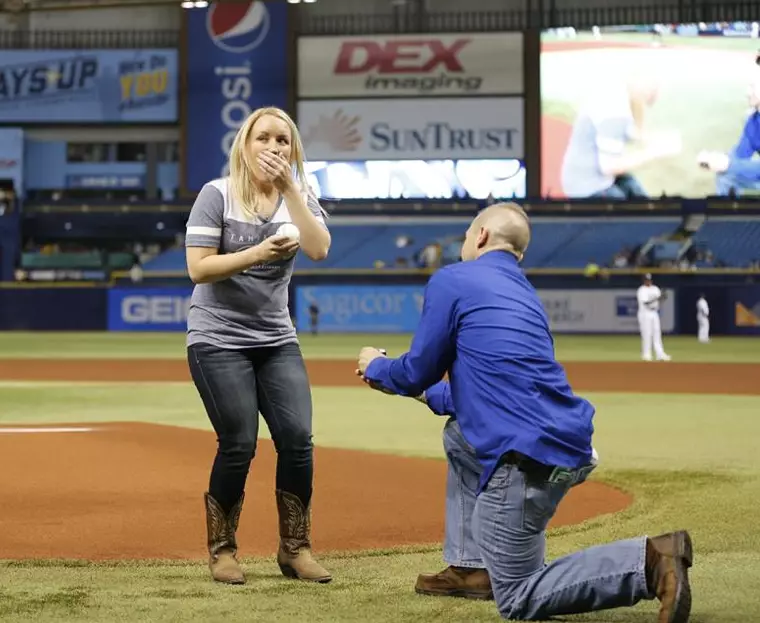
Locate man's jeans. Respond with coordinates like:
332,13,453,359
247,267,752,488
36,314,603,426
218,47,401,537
442,418,654,620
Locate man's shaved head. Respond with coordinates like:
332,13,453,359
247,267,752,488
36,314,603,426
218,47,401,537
461,202,531,262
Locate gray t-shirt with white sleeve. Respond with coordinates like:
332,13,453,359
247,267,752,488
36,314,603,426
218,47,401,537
560,85,637,198
184,176,327,349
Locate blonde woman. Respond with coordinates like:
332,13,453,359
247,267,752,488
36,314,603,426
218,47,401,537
185,107,331,585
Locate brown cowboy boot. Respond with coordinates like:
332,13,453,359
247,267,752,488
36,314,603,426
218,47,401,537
204,492,245,585
650,530,693,568
645,538,692,623
275,489,332,583
415,566,493,600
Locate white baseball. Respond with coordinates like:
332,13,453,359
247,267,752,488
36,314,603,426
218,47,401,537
276,223,300,242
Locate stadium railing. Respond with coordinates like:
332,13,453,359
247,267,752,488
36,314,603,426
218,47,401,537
0,1,757,48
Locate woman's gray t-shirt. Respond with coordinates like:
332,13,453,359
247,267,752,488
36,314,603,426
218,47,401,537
184,176,326,349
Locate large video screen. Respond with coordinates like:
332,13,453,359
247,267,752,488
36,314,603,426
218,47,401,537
305,159,525,201
541,22,760,199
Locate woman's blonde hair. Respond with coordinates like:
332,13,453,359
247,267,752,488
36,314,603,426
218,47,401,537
228,106,310,219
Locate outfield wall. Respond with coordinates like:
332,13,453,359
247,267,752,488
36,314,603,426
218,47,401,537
2,278,759,336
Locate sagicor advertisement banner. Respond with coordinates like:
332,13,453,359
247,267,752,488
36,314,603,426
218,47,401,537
296,285,425,333
297,33,523,98
298,98,524,161
296,286,675,334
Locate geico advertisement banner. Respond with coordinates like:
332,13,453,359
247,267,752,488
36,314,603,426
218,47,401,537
108,288,192,331
184,1,288,192
298,33,523,98
298,98,524,161
0,49,177,123
296,286,675,335
296,285,425,333
539,289,675,334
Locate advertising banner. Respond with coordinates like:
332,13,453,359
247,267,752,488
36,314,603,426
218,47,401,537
107,287,193,331
184,1,289,192
66,174,145,189
296,286,675,334
729,285,760,335
297,98,524,161
0,128,23,197
0,50,178,123
298,33,523,98
539,289,675,334
295,285,425,333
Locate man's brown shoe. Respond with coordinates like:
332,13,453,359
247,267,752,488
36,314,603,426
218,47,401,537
204,492,245,585
650,531,693,568
645,539,692,623
415,566,493,600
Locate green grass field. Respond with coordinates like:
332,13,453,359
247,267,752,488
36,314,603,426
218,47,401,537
540,32,760,198
1,333,759,622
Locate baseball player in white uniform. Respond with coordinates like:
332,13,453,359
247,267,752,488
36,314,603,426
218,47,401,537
636,273,671,361
696,294,710,343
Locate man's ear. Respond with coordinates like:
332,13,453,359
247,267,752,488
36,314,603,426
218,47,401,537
476,227,489,249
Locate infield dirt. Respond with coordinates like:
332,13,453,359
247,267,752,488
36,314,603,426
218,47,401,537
4,355,746,561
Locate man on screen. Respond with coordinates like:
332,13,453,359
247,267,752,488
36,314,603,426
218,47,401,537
697,57,760,197
560,71,682,199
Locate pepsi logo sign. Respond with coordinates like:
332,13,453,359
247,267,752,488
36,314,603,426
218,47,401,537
206,1,270,54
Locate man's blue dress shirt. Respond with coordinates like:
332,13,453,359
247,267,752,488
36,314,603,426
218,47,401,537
364,250,595,493
725,111,760,184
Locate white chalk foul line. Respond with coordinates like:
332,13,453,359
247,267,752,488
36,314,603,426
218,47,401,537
0,427,96,434
0,381,190,388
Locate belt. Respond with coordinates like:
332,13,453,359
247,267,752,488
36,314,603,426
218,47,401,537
499,451,596,485
498,451,555,480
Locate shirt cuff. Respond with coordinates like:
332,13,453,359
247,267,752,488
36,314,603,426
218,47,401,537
364,356,391,384
424,383,450,416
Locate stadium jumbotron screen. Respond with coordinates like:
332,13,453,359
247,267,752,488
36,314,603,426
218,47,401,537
540,22,760,200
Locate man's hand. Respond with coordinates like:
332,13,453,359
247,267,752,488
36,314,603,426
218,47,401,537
355,347,396,395
357,347,386,376
697,150,730,173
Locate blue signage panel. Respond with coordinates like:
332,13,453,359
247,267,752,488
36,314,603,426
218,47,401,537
0,128,23,196
184,1,289,192
66,174,145,189
295,285,425,333
107,287,193,332
0,49,178,122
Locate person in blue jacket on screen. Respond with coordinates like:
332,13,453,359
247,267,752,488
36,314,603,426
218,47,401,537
698,55,760,197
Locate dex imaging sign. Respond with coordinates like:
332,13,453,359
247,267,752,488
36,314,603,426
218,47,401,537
298,98,524,161
298,33,523,97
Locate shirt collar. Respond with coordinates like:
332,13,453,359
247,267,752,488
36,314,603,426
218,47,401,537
476,249,520,267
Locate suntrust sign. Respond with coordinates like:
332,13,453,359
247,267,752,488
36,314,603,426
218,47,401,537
298,98,524,160
297,33,523,98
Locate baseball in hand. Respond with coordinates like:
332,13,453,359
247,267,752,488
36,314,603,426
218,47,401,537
276,223,300,242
